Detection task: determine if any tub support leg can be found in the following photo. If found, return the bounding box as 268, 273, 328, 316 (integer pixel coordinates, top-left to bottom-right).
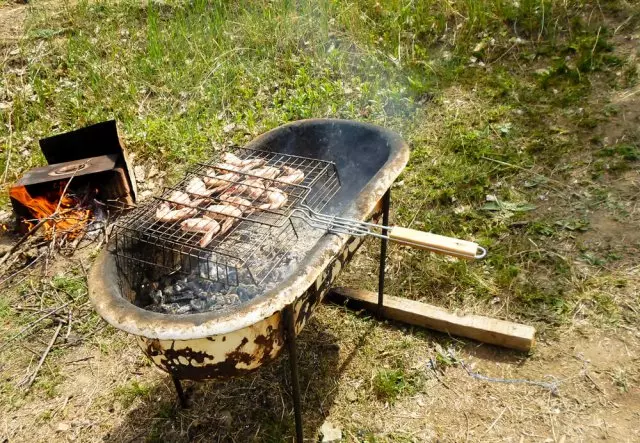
378, 189, 391, 316
172, 375, 188, 408
284, 305, 303, 443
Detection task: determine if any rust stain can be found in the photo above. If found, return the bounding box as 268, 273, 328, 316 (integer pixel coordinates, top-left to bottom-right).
146, 339, 163, 357
138, 209, 381, 380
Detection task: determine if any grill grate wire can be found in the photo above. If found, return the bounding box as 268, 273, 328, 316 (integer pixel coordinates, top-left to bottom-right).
111, 148, 340, 286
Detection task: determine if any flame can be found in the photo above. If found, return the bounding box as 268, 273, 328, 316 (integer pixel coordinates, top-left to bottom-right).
9, 183, 92, 239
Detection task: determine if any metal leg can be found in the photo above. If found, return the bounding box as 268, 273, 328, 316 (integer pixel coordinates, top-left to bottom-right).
172, 375, 188, 408
284, 305, 303, 443
378, 189, 391, 316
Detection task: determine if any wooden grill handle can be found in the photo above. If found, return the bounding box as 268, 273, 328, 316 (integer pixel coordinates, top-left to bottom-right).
388, 226, 483, 259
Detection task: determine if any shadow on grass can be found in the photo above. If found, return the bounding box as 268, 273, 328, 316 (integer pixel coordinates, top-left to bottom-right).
103, 317, 341, 443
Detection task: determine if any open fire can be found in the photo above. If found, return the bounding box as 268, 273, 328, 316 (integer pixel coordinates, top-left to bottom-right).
7, 121, 137, 246
9, 183, 94, 239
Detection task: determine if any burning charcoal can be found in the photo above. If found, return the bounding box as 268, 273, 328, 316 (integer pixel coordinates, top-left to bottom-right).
145, 304, 165, 313
160, 276, 173, 287
160, 303, 180, 314
236, 287, 248, 301
237, 285, 259, 301
168, 294, 195, 304
226, 293, 240, 305
181, 289, 196, 299
151, 290, 164, 305
210, 265, 238, 285
205, 281, 226, 294
186, 280, 201, 291
190, 298, 206, 311
176, 305, 192, 315
204, 296, 218, 308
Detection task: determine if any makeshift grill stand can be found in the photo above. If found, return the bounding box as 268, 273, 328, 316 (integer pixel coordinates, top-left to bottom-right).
90, 119, 487, 443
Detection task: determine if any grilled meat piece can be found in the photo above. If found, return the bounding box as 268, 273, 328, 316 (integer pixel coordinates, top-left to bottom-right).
258, 187, 288, 210
278, 166, 305, 185
204, 204, 243, 219
223, 152, 266, 169
155, 204, 198, 222
167, 190, 191, 207
186, 177, 214, 197
218, 218, 235, 236
180, 218, 221, 247
203, 170, 240, 188
219, 195, 252, 209
247, 166, 281, 180
220, 178, 266, 200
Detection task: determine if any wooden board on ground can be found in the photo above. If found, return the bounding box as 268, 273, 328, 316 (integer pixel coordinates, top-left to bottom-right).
327, 287, 536, 352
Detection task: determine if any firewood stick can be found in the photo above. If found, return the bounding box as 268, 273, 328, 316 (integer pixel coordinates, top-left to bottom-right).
0, 253, 44, 288
0, 219, 46, 267
2, 171, 81, 268
26, 322, 62, 388
0, 301, 72, 351
1, 110, 12, 184
65, 310, 73, 340
54, 174, 76, 214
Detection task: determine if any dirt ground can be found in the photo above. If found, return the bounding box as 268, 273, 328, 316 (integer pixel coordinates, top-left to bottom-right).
2, 298, 639, 442
0, 3, 26, 44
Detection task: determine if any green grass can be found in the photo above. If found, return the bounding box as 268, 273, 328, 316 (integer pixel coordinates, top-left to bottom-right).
1, 0, 639, 330
372, 368, 421, 402
0, 297, 12, 321
114, 380, 151, 408
51, 272, 87, 299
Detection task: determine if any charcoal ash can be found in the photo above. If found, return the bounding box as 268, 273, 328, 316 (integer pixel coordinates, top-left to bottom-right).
143, 275, 255, 315
139, 221, 325, 315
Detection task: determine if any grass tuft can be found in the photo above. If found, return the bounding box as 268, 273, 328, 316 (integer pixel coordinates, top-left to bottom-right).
372, 368, 421, 402
114, 380, 151, 408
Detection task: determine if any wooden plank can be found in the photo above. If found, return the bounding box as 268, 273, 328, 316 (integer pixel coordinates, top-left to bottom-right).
327, 287, 535, 352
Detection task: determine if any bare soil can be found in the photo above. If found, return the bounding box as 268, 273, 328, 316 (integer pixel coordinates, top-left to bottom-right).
0, 2, 26, 44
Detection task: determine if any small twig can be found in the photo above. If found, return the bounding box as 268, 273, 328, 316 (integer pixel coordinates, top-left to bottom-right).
63, 356, 94, 365
0, 301, 72, 351
55, 176, 76, 214
489, 43, 517, 66
484, 407, 507, 435
590, 27, 601, 71
0, 252, 44, 289
460, 361, 560, 396
480, 156, 567, 188
81, 321, 108, 340
614, 16, 633, 35
65, 310, 73, 340
26, 322, 62, 388
0, 219, 46, 267
1, 110, 12, 184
